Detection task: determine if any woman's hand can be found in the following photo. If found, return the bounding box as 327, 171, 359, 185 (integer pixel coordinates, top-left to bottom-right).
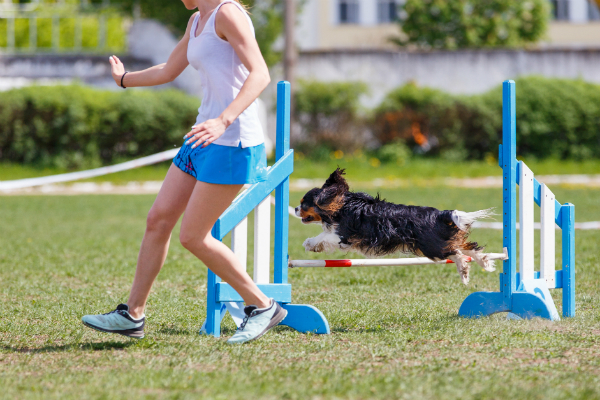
184, 117, 229, 149
109, 55, 126, 87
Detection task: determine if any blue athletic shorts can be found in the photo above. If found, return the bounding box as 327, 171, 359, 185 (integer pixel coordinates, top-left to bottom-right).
173, 141, 268, 185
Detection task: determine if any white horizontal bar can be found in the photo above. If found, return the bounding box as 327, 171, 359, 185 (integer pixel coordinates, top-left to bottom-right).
472, 221, 600, 230
289, 252, 507, 268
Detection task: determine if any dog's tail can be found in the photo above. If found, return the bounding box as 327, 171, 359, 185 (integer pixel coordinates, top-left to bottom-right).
451, 208, 495, 231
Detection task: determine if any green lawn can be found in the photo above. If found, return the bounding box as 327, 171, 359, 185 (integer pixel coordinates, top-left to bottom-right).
2, 156, 600, 184
1, 186, 600, 399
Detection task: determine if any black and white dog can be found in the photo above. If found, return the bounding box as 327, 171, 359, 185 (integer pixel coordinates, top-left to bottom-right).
295, 168, 496, 284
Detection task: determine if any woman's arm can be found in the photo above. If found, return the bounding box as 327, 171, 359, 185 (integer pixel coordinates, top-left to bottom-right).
184, 4, 270, 148
109, 12, 198, 88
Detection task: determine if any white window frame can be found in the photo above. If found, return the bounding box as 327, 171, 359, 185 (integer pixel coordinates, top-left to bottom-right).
338, 0, 360, 24
551, 0, 571, 20
377, 0, 400, 24
589, 0, 600, 20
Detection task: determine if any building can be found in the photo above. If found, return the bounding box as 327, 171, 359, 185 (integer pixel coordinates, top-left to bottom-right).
296, 0, 600, 50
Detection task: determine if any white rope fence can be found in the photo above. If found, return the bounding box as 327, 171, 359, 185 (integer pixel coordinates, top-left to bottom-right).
0, 149, 179, 191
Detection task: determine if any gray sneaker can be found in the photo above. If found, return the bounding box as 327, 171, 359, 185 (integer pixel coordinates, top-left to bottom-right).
227, 299, 287, 344
82, 304, 145, 339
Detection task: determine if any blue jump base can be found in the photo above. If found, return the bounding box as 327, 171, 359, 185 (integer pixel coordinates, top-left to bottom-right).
458, 80, 575, 321
201, 81, 330, 337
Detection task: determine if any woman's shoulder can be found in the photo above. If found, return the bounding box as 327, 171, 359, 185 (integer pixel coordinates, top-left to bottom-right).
215, 2, 249, 22
215, 2, 250, 31
184, 11, 200, 36
188, 11, 200, 26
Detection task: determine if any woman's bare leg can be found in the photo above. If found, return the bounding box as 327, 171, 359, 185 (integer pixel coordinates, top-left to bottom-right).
179, 181, 271, 309
126, 164, 196, 319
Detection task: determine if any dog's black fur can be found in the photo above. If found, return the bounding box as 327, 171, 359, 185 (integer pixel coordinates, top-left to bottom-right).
296, 168, 495, 283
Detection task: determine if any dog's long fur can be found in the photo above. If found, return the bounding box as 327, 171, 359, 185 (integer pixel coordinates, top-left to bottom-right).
295, 168, 496, 284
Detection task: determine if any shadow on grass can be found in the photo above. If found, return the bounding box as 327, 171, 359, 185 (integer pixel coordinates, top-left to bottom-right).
2, 341, 137, 353
273, 325, 296, 333
152, 325, 241, 336
155, 327, 196, 336
329, 314, 464, 334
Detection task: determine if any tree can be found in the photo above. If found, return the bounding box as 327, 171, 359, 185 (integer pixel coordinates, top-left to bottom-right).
114, 0, 283, 66
394, 0, 550, 49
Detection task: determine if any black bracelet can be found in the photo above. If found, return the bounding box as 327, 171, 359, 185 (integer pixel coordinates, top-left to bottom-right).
120, 71, 129, 89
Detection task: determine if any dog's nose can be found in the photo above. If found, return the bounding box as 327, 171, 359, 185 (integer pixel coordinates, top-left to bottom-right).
295, 206, 300, 216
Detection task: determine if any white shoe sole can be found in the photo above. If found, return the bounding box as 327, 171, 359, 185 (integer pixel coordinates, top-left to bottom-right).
82, 321, 145, 339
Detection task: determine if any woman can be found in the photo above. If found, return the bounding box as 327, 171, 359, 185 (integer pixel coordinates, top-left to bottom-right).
81, 0, 286, 344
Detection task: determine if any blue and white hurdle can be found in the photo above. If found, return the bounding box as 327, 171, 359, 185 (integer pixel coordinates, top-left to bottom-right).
201, 81, 330, 336
458, 80, 575, 320
201, 79, 575, 336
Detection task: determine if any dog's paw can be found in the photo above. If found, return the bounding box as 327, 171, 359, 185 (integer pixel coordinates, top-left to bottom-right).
458, 262, 470, 285
303, 238, 323, 253
464, 251, 496, 272
302, 238, 313, 252
450, 254, 471, 285
482, 258, 496, 272
461, 271, 470, 285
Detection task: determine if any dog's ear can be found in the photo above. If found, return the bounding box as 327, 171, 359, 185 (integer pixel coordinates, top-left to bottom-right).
316, 168, 348, 214
321, 168, 349, 192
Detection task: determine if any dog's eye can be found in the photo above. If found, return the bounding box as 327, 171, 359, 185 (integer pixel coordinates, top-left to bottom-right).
301, 204, 308, 211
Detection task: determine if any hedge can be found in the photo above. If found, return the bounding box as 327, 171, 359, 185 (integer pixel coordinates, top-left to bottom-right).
2, 77, 598, 168
374, 76, 600, 160
294, 79, 370, 154
0, 85, 199, 169
396, 0, 549, 49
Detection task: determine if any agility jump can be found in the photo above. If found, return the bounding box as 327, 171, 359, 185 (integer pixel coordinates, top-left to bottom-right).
200, 80, 575, 337
458, 80, 575, 321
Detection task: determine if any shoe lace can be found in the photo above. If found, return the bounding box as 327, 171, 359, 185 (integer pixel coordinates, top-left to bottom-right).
239, 314, 250, 331
102, 309, 125, 317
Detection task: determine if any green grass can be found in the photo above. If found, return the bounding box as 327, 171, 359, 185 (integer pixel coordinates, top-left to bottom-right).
2, 157, 600, 184
1, 186, 600, 399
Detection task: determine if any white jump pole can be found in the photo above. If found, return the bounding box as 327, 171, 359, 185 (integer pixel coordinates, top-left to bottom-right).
253, 196, 271, 283
289, 251, 508, 268
519, 161, 535, 281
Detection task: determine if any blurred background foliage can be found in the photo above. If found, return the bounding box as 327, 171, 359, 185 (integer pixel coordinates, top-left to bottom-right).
1, 1, 598, 169
395, 0, 550, 49
0, 0, 282, 64
297, 76, 600, 162
1, 77, 598, 169
0, 0, 128, 51
375, 76, 600, 160
0, 85, 199, 169
0, 13, 126, 51
294, 79, 370, 155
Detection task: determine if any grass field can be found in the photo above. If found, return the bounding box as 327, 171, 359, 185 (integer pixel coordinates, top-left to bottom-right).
1, 186, 600, 399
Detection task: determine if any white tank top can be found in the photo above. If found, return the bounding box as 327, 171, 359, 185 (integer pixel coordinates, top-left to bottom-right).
187, 1, 264, 148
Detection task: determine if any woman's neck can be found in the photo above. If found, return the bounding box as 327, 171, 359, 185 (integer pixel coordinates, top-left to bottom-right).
196, 0, 223, 16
